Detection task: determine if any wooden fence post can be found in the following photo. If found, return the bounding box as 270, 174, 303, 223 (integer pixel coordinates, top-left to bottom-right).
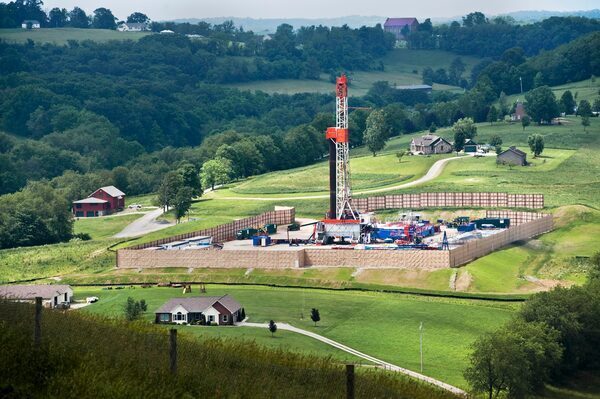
169, 329, 177, 374
346, 364, 354, 399
34, 297, 42, 348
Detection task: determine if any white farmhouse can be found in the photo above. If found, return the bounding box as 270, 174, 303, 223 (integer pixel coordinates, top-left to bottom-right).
21, 20, 41, 29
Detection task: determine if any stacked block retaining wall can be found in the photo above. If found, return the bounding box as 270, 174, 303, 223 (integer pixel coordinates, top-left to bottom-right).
352, 193, 544, 212
117, 211, 552, 269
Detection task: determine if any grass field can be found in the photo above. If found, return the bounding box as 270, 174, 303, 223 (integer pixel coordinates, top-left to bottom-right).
228, 49, 480, 96
0, 213, 144, 283
73, 213, 143, 239
75, 284, 515, 387
0, 28, 150, 44
504, 78, 600, 106
230, 152, 445, 195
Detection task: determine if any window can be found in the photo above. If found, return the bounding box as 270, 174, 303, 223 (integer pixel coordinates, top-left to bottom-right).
175, 312, 185, 321
208, 315, 215, 322
160, 314, 170, 322
64, 293, 67, 301
75, 204, 82, 209
222, 314, 228, 322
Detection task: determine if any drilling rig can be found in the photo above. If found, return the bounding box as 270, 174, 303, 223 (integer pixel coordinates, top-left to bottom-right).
316, 75, 362, 244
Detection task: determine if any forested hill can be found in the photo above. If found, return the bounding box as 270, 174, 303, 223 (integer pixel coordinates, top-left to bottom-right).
406, 15, 600, 57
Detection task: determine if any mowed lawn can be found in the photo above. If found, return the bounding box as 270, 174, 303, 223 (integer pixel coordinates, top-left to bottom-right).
0, 28, 150, 44
229, 152, 444, 195
75, 284, 514, 387
74, 213, 143, 240
228, 49, 480, 96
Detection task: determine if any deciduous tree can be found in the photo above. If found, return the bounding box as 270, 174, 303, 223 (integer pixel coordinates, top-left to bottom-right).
92, 8, 117, 30
200, 157, 233, 190
126, 12, 149, 24
363, 109, 388, 156
525, 86, 559, 124
528, 134, 544, 157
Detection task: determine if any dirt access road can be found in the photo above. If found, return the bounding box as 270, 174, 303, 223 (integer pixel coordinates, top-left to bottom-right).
113, 207, 173, 238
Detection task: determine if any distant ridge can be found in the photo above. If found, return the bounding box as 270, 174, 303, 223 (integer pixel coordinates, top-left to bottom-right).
167, 9, 599, 32
167, 16, 387, 33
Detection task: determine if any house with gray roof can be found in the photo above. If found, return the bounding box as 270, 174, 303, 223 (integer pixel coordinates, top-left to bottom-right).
0, 285, 73, 308
155, 295, 243, 325
410, 135, 453, 155
497, 146, 527, 166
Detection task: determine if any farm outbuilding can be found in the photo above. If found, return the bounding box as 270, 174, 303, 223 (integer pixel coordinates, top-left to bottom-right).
72, 186, 126, 217
497, 147, 527, 166
384, 18, 419, 40
464, 139, 479, 153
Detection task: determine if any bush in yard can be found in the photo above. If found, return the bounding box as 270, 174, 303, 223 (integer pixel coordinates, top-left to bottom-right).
268, 320, 277, 337
124, 297, 146, 321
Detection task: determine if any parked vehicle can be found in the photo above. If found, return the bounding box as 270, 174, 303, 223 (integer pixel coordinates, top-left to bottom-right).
86, 296, 99, 303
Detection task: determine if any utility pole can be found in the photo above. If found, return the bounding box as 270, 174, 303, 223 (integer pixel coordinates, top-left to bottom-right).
519, 76, 523, 94
419, 322, 424, 373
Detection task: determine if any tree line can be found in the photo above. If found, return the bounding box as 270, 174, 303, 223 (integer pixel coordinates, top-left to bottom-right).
465, 253, 600, 398
0, 0, 142, 30
406, 12, 599, 58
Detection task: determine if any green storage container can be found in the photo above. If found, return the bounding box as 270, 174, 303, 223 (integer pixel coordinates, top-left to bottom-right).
264, 224, 277, 234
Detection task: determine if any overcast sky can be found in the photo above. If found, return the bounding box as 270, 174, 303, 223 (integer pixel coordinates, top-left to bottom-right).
42, 0, 599, 20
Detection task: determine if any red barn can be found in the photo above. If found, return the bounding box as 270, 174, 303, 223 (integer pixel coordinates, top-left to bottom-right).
72, 186, 125, 217
384, 17, 419, 40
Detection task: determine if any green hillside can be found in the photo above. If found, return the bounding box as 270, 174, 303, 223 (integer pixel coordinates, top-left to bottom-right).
75, 284, 514, 387
0, 28, 150, 44
0, 300, 460, 399
227, 49, 480, 96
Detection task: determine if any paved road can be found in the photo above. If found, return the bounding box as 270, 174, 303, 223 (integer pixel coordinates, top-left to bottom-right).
113, 207, 173, 238
238, 321, 466, 396
217, 155, 472, 201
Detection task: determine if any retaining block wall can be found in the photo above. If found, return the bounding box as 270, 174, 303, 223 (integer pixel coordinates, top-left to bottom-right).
352, 193, 544, 212
130, 207, 295, 249
449, 213, 553, 267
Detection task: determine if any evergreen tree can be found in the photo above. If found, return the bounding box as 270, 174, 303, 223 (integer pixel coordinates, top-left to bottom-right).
487, 106, 498, 125
268, 320, 277, 337
310, 308, 320, 327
